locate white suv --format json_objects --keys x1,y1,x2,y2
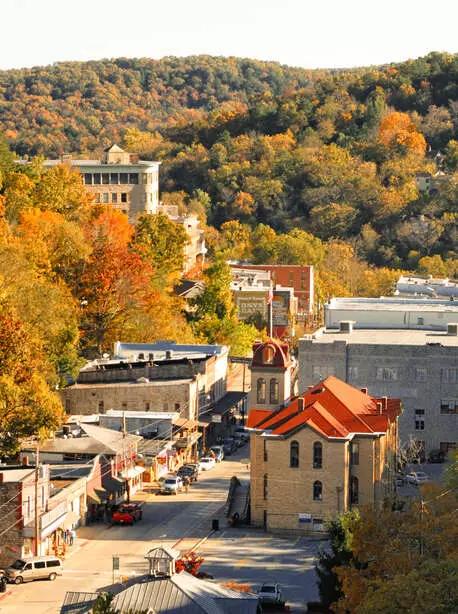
[{"x1": 161, "y1": 476, "x2": 183, "y2": 495}]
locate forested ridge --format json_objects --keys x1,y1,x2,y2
[{"x1": 0, "y1": 52, "x2": 456, "y2": 275}]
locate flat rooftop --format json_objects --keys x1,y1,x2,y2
[
  {"x1": 302, "y1": 328, "x2": 458, "y2": 347},
  {"x1": 68, "y1": 378, "x2": 194, "y2": 389},
  {"x1": 0, "y1": 468, "x2": 35, "y2": 482},
  {"x1": 325, "y1": 297, "x2": 458, "y2": 313}
]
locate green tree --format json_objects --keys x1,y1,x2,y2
[{"x1": 131, "y1": 213, "x2": 188, "y2": 286}]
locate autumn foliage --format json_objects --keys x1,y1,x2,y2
[{"x1": 174, "y1": 551, "x2": 204, "y2": 576}]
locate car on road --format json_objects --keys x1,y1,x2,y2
[
  {"x1": 222, "y1": 437, "x2": 237, "y2": 456},
  {"x1": 177, "y1": 464, "x2": 199, "y2": 482},
  {"x1": 234, "y1": 426, "x2": 250, "y2": 443},
  {"x1": 199, "y1": 457, "x2": 216, "y2": 471},
  {"x1": 5, "y1": 556, "x2": 63, "y2": 584},
  {"x1": 405, "y1": 471, "x2": 430, "y2": 486},
  {"x1": 161, "y1": 476, "x2": 183, "y2": 494},
  {"x1": 112, "y1": 503, "x2": 143, "y2": 525},
  {"x1": 258, "y1": 582, "x2": 284, "y2": 607},
  {"x1": 210, "y1": 445, "x2": 224, "y2": 462}
]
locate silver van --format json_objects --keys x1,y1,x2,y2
[{"x1": 5, "y1": 556, "x2": 63, "y2": 584}]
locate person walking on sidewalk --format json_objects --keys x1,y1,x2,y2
[
  {"x1": 183, "y1": 476, "x2": 190, "y2": 494},
  {"x1": 69, "y1": 528, "x2": 76, "y2": 546}
]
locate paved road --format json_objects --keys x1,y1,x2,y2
[{"x1": 0, "y1": 449, "x2": 250, "y2": 614}]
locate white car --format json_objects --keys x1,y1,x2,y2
[
  {"x1": 199, "y1": 457, "x2": 216, "y2": 471},
  {"x1": 161, "y1": 476, "x2": 183, "y2": 494},
  {"x1": 405, "y1": 471, "x2": 430, "y2": 486}
]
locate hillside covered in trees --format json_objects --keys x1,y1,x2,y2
[{"x1": 0, "y1": 52, "x2": 456, "y2": 274}]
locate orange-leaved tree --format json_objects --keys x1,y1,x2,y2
[{"x1": 175, "y1": 551, "x2": 204, "y2": 576}]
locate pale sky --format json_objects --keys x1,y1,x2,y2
[{"x1": 2, "y1": 0, "x2": 458, "y2": 71}]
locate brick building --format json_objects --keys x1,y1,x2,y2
[
  {"x1": 230, "y1": 264, "x2": 314, "y2": 319},
  {"x1": 247, "y1": 340, "x2": 400, "y2": 534}
]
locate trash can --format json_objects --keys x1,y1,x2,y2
[{"x1": 212, "y1": 519, "x2": 219, "y2": 531}]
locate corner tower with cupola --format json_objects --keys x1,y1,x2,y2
[{"x1": 249, "y1": 340, "x2": 294, "y2": 411}]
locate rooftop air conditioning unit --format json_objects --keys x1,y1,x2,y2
[
  {"x1": 339, "y1": 320, "x2": 354, "y2": 333},
  {"x1": 447, "y1": 323, "x2": 458, "y2": 336}
]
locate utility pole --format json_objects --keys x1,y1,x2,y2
[
  {"x1": 420, "y1": 497, "x2": 425, "y2": 556},
  {"x1": 34, "y1": 445, "x2": 40, "y2": 556}
]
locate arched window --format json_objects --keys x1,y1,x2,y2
[
  {"x1": 263, "y1": 345, "x2": 275, "y2": 364},
  {"x1": 257, "y1": 378, "x2": 266, "y2": 404},
  {"x1": 313, "y1": 481, "x2": 322, "y2": 501},
  {"x1": 290, "y1": 440, "x2": 299, "y2": 468},
  {"x1": 270, "y1": 379, "x2": 279, "y2": 404},
  {"x1": 350, "y1": 476, "x2": 359, "y2": 504},
  {"x1": 313, "y1": 442, "x2": 323, "y2": 469},
  {"x1": 263, "y1": 474, "x2": 268, "y2": 500}
]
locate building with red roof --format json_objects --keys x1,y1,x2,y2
[{"x1": 246, "y1": 340, "x2": 401, "y2": 533}]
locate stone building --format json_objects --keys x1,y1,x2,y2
[
  {"x1": 247, "y1": 341, "x2": 400, "y2": 534},
  {"x1": 299, "y1": 323, "x2": 458, "y2": 457},
  {"x1": 61, "y1": 342, "x2": 229, "y2": 420}
]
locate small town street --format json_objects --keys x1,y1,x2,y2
[{"x1": 0, "y1": 445, "x2": 321, "y2": 614}]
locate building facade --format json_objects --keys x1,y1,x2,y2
[
  {"x1": 299, "y1": 326, "x2": 458, "y2": 457},
  {"x1": 247, "y1": 341, "x2": 400, "y2": 534},
  {"x1": 230, "y1": 263, "x2": 314, "y2": 318}
]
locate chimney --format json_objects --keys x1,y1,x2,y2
[
  {"x1": 360, "y1": 387, "x2": 368, "y2": 394},
  {"x1": 298, "y1": 397, "x2": 305, "y2": 411},
  {"x1": 376, "y1": 401, "x2": 383, "y2": 415},
  {"x1": 447, "y1": 323, "x2": 458, "y2": 336}
]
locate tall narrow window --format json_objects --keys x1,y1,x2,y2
[
  {"x1": 313, "y1": 441, "x2": 323, "y2": 469},
  {"x1": 290, "y1": 440, "x2": 299, "y2": 468},
  {"x1": 270, "y1": 379, "x2": 279, "y2": 404},
  {"x1": 263, "y1": 438, "x2": 268, "y2": 462},
  {"x1": 263, "y1": 474, "x2": 268, "y2": 500},
  {"x1": 350, "y1": 476, "x2": 359, "y2": 504},
  {"x1": 313, "y1": 481, "x2": 322, "y2": 501},
  {"x1": 257, "y1": 378, "x2": 266, "y2": 404},
  {"x1": 350, "y1": 441, "x2": 359, "y2": 465}
]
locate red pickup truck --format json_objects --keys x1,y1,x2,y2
[{"x1": 112, "y1": 503, "x2": 143, "y2": 525}]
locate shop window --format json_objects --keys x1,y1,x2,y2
[
  {"x1": 270, "y1": 379, "x2": 279, "y2": 404},
  {"x1": 313, "y1": 481, "x2": 322, "y2": 501},
  {"x1": 313, "y1": 441, "x2": 323, "y2": 469},
  {"x1": 290, "y1": 440, "x2": 299, "y2": 468},
  {"x1": 257, "y1": 378, "x2": 266, "y2": 404}
]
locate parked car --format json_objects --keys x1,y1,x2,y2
[
  {"x1": 428, "y1": 449, "x2": 446, "y2": 463},
  {"x1": 177, "y1": 464, "x2": 199, "y2": 482},
  {"x1": 161, "y1": 476, "x2": 183, "y2": 494},
  {"x1": 234, "y1": 426, "x2": 250, "y2": 442},
  {"x1": 222, "y1": 437, "x2": 237, "y2": 456},
  {"x1": 199, "y1": 457, "x2": 216, "y2": 471},
  {"x1": 258, "y1": 582, "x2": 284, "y2": 606},
  {"x1": 112, "y1": 503, "x2": 143, "y2": 525},
  {"x1": 405, "y1": 471, "x2": 430, "y2": 486},
  {"x1": 210, "y1": 445, "x2": 224, "y2": 462},
  {"x1": 185, "y1": 462, "x2": 202, "y2": 475},
  {"x1": 5, "y1": 556, "x2": 63, "y2": 584}
]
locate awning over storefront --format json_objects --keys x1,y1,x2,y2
[
  {"x1": 62, "y1": 511, "x2": 80, "y2": 530},
  {"x1": 87, "y1": 488, "x2": 109, "y2": 504},
  {"x1": 120, "y1": 466, "x2": 146, "y2": 479}
]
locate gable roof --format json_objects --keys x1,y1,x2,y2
[
  {"x1": 61, "y1": 572, "x2": 258, "y2": 614},
  {"x1": 247, "y1": 376, "x2": 400, "y2": 440}
]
